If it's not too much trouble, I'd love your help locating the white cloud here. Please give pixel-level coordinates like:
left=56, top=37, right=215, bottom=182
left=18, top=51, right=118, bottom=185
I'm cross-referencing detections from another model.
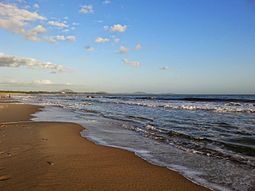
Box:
left=65, top=35, right=76, bottom=42
left=103, top=0, right=111, bottom=4
left=0, top=3, right=75, bottom=43
left=122, top=58, right=140, bottom=67
left=33, top=79, right=52, bottom=85
left=0, top=2, right=46, bottom=37
left=103, top=25, right=109, bottom=31
left=0, top=79, right=72, bottom=86
left=48, top=21, right=68, bottom=28
left=25, top=24, right=47, bottom=41
left=135, top=43, right=142, bottom=50
left=160, top=66, right=169, bottom=70
left=33, top=3, right=39, bottom=9
left=80, top=5, right=94, bottom=14
left=46, top=35, right=76, bottom=43
left=0, top=79, right=19, bottom=85
left=49, top=35, right=65, bottom=41
left=32, top=25, right=46, bottom=33
left=119, top=46, right=129, bottom=54
left=0, top=53, right=66, bottom=73
left=110, top=24, right=127, bottom=32
left=95, top=37, right=110, bottom=43
left=117, top=43, right=141, bottom=54
left=85, top=46, right=95, bottom=52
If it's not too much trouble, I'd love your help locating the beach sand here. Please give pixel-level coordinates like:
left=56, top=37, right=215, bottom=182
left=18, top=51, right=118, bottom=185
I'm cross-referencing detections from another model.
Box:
left=0, top=102, right=209, bottom=191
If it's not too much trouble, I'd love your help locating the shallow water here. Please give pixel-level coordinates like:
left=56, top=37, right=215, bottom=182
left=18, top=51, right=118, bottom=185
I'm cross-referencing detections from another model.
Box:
left=16, top=94, right=255, bottom=191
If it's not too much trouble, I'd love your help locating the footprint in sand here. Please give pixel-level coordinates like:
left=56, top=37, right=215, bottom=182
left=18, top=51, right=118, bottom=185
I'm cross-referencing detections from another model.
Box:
left=0, top=175, right=10, bottom=181
left=47, top=161, right=55, bottom=166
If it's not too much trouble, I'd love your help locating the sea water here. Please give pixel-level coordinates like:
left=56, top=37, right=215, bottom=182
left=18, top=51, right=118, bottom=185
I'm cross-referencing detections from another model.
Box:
left=16, top=94, right=255, bottom=191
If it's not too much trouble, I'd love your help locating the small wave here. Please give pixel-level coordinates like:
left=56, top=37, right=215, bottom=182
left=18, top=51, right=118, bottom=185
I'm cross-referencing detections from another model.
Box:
left=127, top=115, right=154, bottom=122
left=179, top=98, right=255, bottom=103
left=71, top=95, right=255, bottom=114
left=94, top=98, right=255, bottom=113
left=105, top=95, right=255, bottom=103
left=162, top=103, right=255, bottom=113
left=145, top=124, right=157, bottom=131
left=127, top=126, right=255, bottom=168
left=80, top=109, right=100, bottom=114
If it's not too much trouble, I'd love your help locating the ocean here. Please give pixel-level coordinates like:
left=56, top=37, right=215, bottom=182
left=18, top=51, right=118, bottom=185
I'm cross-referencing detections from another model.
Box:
left=16, top=94, right=255, bottom=191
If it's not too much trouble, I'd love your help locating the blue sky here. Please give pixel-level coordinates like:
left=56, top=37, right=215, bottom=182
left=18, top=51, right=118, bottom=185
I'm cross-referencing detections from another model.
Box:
left=0, top=0, right=255, bottom=93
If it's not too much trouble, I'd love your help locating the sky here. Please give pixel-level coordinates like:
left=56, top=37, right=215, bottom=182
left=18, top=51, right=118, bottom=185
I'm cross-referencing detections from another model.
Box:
left=0, top=0, right=255, bottom=94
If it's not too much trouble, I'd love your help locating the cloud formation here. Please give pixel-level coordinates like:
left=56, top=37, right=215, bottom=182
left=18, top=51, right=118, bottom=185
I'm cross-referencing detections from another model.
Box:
left=0, top=79, right=72, bottom=87
left=0, top=2, right=45, bottom=36
left=119, top=46, right=129, bottom=54
left=33, top=79, right=53, bottom=85
left=95, top=37, right=110, bottom=43
left=80, top=5, right=94, bottom=14
left=0, top=79, right=49, bottom=85
left=0, top=53, right=65, bottom=73
left=110, top=24, right=127, bottom=32
left=47, top=35, right=76, bottom=43
left=0, top=2, right=76, bottom=43
left=48, top=21, right=68, bottom=28
left=25, top=24, right=47, bottom=41
left=122, top=58, right=140, bottom=67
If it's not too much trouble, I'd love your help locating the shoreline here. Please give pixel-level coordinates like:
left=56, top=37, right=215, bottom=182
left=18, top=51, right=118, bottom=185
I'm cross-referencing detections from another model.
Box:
left=0, top=102, right=209, bottom=191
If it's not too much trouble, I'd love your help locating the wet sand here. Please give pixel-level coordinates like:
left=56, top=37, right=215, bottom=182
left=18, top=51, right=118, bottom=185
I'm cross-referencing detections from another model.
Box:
left=0, top=102, right=209, bottom=191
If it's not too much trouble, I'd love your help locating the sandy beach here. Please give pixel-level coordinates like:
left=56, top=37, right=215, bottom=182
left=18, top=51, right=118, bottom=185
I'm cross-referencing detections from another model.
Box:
left=0, top=102, right=209, bottom=191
